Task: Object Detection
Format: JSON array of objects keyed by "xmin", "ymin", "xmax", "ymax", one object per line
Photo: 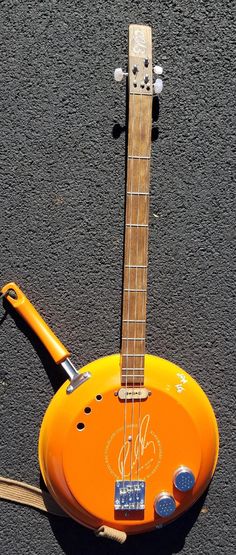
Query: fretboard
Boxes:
[{"xmin": 121, "ymin": 25, "xmax": 153, "ymax": 386}]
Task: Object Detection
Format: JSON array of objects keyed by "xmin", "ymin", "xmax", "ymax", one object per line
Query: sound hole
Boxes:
[
  {"xmin": 84, "ymin": 407, "xmax": 91, "ymax": 414},
  {"xmin": 96, "ymin": 394, "xmax": 102, "ymax": 401},
  {"xmin": 77, "ymin": 422, "xmax": 85, "ymax": 431}
]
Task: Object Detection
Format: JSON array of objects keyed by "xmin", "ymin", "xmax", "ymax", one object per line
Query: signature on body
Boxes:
[{"xmin": 118, "ymin": 414, "xmax": 155, "ymax": 477}]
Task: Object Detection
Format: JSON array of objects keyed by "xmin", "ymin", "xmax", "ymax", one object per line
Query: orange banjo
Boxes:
[{"xmin": 2, "ymin": 25, "xmax": 219, "ymax": 536}]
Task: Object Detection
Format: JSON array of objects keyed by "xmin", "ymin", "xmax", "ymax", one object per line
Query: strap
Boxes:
[
  {"xmin": 0, "ymin": 476, "xmax": 127, "ymax": 543},
  {"xmin": 0, "ymin": 476, "xmax": 67, "ymax": 517},
  {"xmin": 95, "ymin": 525, "xmax": 127, "ymax": 543}
]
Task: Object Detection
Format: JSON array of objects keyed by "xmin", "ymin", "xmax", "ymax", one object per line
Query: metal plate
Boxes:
[{"xmin": 115, "ymin": 480, "xmax": 145, "ymax": 511}]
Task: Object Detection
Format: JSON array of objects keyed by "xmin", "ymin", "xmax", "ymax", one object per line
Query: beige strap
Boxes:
[
  {"xmin": 0, "ymin": 476, "xmax": 67, "ymax": 517},
  {"xmin": 0, "ymin": 476, "xmax": 127, "ymax": 543}
]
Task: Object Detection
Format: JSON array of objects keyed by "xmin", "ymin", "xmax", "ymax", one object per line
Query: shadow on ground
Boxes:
[{"xmin": 47, "ymin": 490, "xmax": 207, "ymax": 555}]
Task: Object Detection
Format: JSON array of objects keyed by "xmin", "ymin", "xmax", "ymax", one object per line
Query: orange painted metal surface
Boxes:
[
  {"xmin": 1, "ymin": 282, "xmax": 70, "ymax": 364},
  {"xmin": 39, "ymin": 353, "xmax": 219, "ymax": 534},
  {"xmin": 1, "ymin": 282, "xmax": 219, "ymax": 533}
]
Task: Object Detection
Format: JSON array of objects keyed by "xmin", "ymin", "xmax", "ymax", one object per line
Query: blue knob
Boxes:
[
  {"xmin": 173, "ymin": 466, "xmax": 195, "ymax": 492},
  {"xmin": 154, "ymin": 493, "xmax": 176, "ymax": 517}
]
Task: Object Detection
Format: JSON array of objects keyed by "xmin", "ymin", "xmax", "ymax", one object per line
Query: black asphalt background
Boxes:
[{"xmin": 0, "ymin": 1, "xmax": 235, "ymax": 554}]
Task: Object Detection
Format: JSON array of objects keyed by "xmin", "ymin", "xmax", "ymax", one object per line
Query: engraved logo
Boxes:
[
  {"xmin": 131, "ymin": 29, "xmax": 146, "ymax": 56},
  {"xmin": 118, "ymin": 415, "xmax": 155, "ymax": 476},
  {"xmin": 105, "ymin": 414, "xmax": 162, "ymax": 480}
]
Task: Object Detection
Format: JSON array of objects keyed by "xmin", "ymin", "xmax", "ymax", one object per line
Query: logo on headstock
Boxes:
[{"xmin": 131, "ymin": 29, "xmax": 146, "ymax": 56}]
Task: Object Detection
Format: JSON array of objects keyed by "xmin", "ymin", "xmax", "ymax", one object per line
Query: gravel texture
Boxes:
[{"xmin": 0, "ymin": 1, "xmax": 235, "ymax": 554}]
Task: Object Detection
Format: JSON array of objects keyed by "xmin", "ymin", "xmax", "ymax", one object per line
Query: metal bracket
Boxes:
[
  {"xmin": 115, "ymin": 481, "xmax": 145, "ymax": 511},
  {"xmin": 61, "ymin": 358, "xmax": 91, "ymax": 394}
]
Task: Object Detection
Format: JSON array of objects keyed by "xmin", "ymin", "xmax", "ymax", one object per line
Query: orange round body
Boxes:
[{"xmin": 39, "ymin": 354, "xmax": 219, "ymax": 534}]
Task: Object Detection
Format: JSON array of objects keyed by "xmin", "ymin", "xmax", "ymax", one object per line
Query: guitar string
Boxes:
[
  {"xmin": 136, "ymin": 89, "xmax": 151, "ymax": 482},
  {"xmin": 122, "ymin": 90, "xmax": 136, "ymax": 485},
  {"xmin": 137, "ymin": 98, "xmax": 146, "ymax": 483},
  {"xmin": 129, "ymin": 87, "xmax": 143, "ymax": 482},
  {"xmin": 122, "ymin": 78, "xmax": 149, "ymax": 485},
  {"xmin": 137, "ymin": 156, "xmax": 149, "ymax": 482},
  {"xmin": 135, "ymin": 86, "xmax": 149, "ymax": 480},
  {"xmin": 129, "ymin": 90, "xmax": 136, "ymax": 481}
]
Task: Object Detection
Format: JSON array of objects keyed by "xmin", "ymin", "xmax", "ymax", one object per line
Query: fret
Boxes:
[
  {"xmin": 121, "ymin": 377, "xmax": 145, "ymax": 382},
  {"xmin": 125, "ymin": 265, "xmax": 147, "ymax": 268},
  {"xmin": 121, "ymin": 377, "xmax": 144, "ymax": 380},
  {"xmin": 121, "ymin": 380, "xmax": 144, "ymax": 384},
  {"xmin": 128, "ymin": 155, "xmax": 150, "ymax": 160},
  {"xmin": 124, "ymin": 289, "xmax": 146, "ymax": 293},
  {"xmin": 123, "ymin": 320, "xmax": 145, "ymax": 323},
  {"xmin": 127, "ymin": 191, "xmax": 149, "ymax": 195},
  {"xmin": 127, "ymin": 159, "xmax": 150, "ymax": 194},
  {"xmin": 126, "ymin": 224, "xmax": 148, "ymax": 227},
  {"xmin": 122, "ymin": 337, "xmax": 145, "ymax": 340},
  {"xmin": 122, "ymin": 371, "xmax": 145, "ymax": 375},
  {"xmin": 122, "ymin": 378, "xmax": 144, "ymax": 382},
  {"xmin": 129, "ymin": 91, "xmax": 151, "ymax": 97},
  {"xmin": 121, "ymin": 375, "xmax": 144, "ymax": 378},
  {"xmin": 122, "ymin": 354, "xmax": 145, "ymax": 357},
  {"xmin": 124, "ymin": 273, "xmax": 146, "ymax": 291},
  {"xmin": 122, "ymin": 368, "xmax": 145, "ymax": 376}
]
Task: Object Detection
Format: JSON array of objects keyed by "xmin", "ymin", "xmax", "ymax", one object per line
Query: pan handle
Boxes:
[{"xmin": 1, "ymin": 282, "xmax": 70, "ymax": 364}]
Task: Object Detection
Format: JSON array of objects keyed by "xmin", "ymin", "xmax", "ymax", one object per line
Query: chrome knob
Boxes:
[
  {"xmin": 173, "ymin": 466, "xmax": 195, "ymax": 492},
  {"xmin": 153, "ymin": 78, "xmax": 163, "ymax": 95},
  {"xmin": 154, "ymin": 492, "xmax": 176, "ymax": 517},
  {"xmin": 154, "ymin": 65, "xmax": 163, "ymax": 75},
  {"xmin": 114, "ymin": 68, "xmax": 128, "ymax": 82}
]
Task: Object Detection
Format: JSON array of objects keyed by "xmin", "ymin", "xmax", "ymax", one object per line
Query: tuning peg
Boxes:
[
  {"xmin": 114, "ymin": 68, "xmax": 128, "ymax": 82},
  {"xmin": 153, "ymin": 65, "xmax": 163, "ymax": 75},
  {"xmin": 153, "ymin": 78, "xmax": 163, "ymax": 95}
]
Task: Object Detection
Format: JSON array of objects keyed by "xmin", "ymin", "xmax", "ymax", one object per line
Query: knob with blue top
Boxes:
[
  {"xmin": 173, "ymin": 466, "xmax": 195, "ymax": 492},
  {"xmin": 154, "ymin": 493, "xmax": 176, "ymax": 517}
]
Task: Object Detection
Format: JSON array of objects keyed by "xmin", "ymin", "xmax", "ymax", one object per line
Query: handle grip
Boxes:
[{"xmin": 1, "ymin": 282, "xmax": 70, "ymax": 364}]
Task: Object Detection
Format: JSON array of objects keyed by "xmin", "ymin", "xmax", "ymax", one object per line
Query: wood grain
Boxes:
[
  {"xmin": 121, "ymin": 26, "xmax": 153, "ymax": 385},
  {"xmin": 128, "ymin": 24, "xmax": 153, "ymax": 95}
]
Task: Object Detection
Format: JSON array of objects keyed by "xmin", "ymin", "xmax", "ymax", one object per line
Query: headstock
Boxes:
[{"xmin": 114, "ymin": 24, "xmax": 163, "ymax": 96}]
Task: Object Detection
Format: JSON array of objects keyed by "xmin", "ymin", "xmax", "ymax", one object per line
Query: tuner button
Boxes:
[
  {"xmin": 154, "ymin": 65, "xmax": 163, "ymax": 75},
  {"xmin": 153, "ymin": 78, "xmax": 163, "ymax": 95},
  {"xmin": 132, "ymin": 64, "xmax": 138, "ymax": 74},
  {"xmin": 173, "ymin": 466, "xmax": 195, "ymax": 492},
  {"xmin": 154, "ymin": 492, "xmax": 176, "ymax": 517},
  {"xmin": 114, "ymin": 68, "xmax": 128, "ymax": 82}
]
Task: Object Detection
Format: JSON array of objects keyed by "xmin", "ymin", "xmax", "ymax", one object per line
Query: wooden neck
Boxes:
[{"xmin": 121, "ymin": 25, "xmax": 153, "ymax": 386}]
